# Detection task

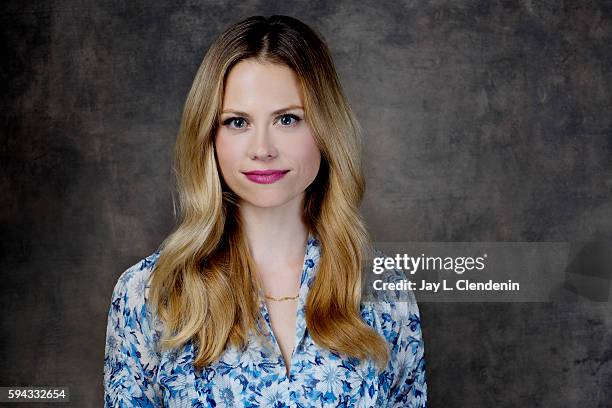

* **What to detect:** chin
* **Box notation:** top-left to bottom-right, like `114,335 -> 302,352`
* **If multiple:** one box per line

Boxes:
241,193 -> 297,209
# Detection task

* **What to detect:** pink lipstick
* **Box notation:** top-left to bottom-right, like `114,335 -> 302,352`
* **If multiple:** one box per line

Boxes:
242,169 -> 289,184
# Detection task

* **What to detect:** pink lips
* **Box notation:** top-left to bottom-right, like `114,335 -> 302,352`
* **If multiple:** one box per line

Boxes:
242,169 -> 289,184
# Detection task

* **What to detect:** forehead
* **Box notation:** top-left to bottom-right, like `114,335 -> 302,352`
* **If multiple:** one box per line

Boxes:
222,59 -> 304,109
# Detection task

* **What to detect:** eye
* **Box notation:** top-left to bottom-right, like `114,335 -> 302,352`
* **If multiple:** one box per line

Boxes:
222,117 -> 247,129
277,114 -> 301,127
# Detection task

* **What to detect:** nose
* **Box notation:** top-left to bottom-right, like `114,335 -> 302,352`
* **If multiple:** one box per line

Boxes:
248,124 -> 278,161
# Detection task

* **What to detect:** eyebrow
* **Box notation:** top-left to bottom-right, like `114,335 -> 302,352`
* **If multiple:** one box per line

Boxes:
220,105 -> 304,117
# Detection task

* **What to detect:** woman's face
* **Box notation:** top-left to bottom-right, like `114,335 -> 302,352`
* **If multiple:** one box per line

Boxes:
215,59 -> 321,209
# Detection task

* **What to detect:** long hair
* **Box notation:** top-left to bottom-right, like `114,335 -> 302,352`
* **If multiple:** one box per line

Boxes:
149,15 -> 389,369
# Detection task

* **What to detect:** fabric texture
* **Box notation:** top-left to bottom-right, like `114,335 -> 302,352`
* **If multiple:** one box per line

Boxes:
103,234 -> 427,407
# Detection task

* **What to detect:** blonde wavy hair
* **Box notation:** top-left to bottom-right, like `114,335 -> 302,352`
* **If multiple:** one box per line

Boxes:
149,15 -> 389,369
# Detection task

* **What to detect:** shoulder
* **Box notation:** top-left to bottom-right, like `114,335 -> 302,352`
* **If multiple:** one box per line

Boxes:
108,250 -> 163,337
110,251 -> 160,306
360,247 -> 422,345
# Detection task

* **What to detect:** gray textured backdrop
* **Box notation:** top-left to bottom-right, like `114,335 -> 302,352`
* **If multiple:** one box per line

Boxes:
1,0 -> 611,406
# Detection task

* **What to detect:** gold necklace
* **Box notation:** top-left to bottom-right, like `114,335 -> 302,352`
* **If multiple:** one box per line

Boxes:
264,293 -> 299,301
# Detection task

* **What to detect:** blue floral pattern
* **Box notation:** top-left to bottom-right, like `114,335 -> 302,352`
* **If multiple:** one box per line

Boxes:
104,235 -> 427,407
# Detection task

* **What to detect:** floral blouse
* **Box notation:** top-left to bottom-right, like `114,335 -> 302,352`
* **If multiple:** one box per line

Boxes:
104,235 -> 427,407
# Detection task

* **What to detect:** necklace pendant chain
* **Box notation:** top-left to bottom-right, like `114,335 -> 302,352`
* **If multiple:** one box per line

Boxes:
264,293 -> 299,301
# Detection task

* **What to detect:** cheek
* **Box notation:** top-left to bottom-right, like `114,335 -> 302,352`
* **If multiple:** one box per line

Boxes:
214,134 -> 240,178
296,135 -> 321,182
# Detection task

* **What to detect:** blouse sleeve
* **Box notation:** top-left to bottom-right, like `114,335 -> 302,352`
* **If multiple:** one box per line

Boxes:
369,250 -> 428,408
103,257 -> 163,407
386,290 -> 428,408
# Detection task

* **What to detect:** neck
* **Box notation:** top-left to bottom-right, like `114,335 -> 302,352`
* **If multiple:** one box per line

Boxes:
239,194 -> 310,269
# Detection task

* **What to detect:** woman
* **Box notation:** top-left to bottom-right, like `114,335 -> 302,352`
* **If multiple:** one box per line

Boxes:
104,15 -> 427,407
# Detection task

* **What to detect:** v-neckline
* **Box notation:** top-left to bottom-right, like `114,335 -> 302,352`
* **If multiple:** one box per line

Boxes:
256,232 -> 320,379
